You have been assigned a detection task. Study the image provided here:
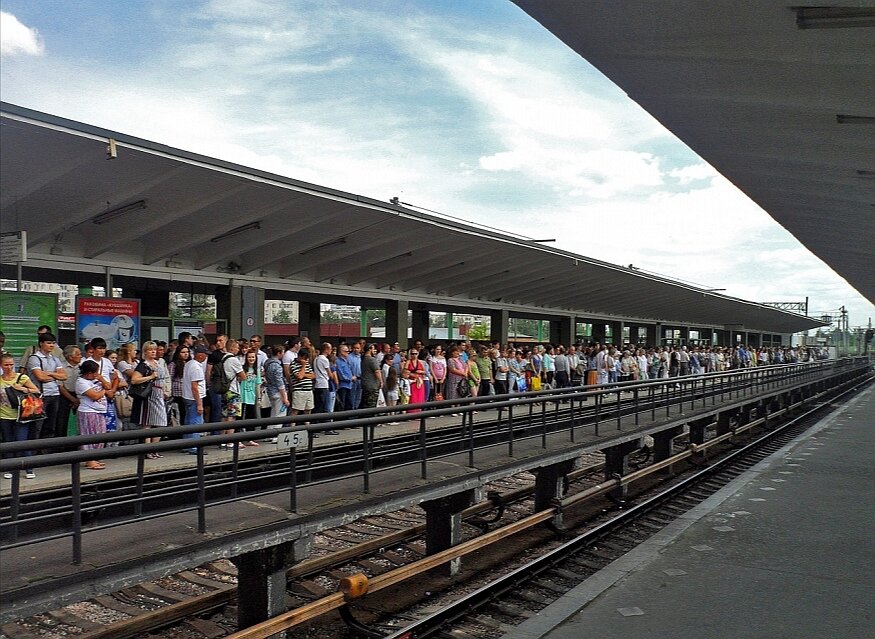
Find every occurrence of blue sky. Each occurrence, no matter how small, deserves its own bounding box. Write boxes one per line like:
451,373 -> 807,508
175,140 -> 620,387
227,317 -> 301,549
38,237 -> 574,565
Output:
2,1 -> 871,329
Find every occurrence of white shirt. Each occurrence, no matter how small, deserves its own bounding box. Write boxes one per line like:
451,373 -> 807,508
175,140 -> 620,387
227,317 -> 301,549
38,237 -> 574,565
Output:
281,349 -> 298,367
313,354 -> 330,389
223,355 -> 244,394
182,358 -> 206,401
76,376 -> 106,413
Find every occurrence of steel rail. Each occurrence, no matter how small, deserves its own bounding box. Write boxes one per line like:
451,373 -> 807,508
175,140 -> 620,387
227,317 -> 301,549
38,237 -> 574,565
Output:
380,373 -> 873,639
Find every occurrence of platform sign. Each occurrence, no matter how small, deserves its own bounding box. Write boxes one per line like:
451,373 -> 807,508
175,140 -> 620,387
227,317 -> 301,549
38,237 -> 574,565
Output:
76,296 -> 140,350
276,430 -> 307,449
0,291 -> 57,359
0,231 -> 26,263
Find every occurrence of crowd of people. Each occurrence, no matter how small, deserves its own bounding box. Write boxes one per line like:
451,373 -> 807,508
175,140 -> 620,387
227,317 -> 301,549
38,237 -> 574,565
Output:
0,325 -> 830,479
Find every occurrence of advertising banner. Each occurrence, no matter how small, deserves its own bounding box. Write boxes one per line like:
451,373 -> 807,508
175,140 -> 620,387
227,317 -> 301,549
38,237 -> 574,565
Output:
76,297 -> 140,350
0,291 -> 58,359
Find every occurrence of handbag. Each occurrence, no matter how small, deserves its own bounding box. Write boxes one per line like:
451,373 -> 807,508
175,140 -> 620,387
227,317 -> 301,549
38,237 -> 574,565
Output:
128,381 -> 151,400
531,376 -> 542,391
376,389 -> 387,408
456,378 -> 470,398
115,390 -> 133,419
259,386 -> 272,409
5,374 -> 27,408
18,394 -> 47,423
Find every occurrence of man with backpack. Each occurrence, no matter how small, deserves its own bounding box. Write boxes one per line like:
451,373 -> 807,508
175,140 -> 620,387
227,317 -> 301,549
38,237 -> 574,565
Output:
205,335 -> 229,423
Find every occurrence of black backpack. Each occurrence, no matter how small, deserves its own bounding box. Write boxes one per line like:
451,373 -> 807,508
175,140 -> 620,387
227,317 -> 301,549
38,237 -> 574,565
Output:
210,353 -> 233,394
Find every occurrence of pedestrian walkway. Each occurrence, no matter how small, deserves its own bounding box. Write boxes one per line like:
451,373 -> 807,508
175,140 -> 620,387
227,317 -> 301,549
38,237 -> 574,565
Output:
507,385 -> 874,639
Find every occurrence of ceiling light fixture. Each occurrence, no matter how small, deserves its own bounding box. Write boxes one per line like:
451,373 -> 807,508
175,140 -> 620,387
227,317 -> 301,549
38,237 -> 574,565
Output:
299,237 -> 347,255
794,6 -> 875,29
92,200 -> 146,225
210,221 -> 261,243
836,115 -> 875,125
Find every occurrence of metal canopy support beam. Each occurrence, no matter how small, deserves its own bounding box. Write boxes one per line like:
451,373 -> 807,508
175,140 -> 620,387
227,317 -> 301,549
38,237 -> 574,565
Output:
298,300 -> 321,344
386,299 -> 409,350
422,489 -> 476,577
232,536 -> 311,628
550,316 -> 576,346
490,309 -> 509,345
411,308 -> 429,344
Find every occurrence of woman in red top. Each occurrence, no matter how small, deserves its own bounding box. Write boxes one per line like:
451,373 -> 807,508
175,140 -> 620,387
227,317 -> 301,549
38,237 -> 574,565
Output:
405,348 -> 426,411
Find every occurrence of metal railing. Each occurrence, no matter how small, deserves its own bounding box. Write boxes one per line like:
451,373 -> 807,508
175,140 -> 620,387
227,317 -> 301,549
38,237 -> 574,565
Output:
0,357 -> 868,564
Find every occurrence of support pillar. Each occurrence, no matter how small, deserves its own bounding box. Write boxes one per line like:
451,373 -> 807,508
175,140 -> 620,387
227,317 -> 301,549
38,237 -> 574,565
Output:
534,459 -> 576,527
232,537 -> 311,628
716,411 -> 733,436
688,416 -> 710,447
385,299 -> 409,349
602,439 -> 642,499
297,301 -> 321,344
550,316 -> 575,346
422,490 -> 477,576
490,309 -> 509,345
216,285 -> 263,339
679,326 -> 690,346
446,312 -> 455,341
645,324 -> 657,348
652,426 -> 684,463
411,309 -> 430,344
591,322 -> 606,344
737,403 -> 756,427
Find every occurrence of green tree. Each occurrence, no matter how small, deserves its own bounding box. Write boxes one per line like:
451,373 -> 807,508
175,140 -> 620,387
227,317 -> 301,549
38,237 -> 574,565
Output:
467,323 -> 489,340
274,308 -> 292,324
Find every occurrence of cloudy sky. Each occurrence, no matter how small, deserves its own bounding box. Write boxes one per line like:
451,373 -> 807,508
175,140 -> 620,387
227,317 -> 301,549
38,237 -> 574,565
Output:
2,1 -> 871,329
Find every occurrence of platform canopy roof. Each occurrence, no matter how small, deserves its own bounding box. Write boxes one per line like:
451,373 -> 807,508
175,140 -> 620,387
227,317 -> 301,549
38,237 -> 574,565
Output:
514,1 -> 875,305
1,102 -> 821,334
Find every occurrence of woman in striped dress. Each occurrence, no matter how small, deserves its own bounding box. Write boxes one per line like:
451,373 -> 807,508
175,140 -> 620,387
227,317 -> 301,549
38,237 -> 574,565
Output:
130,341 -> 169,459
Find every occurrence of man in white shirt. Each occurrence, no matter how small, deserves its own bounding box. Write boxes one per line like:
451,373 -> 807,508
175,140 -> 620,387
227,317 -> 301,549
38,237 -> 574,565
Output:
182,346 -> 208,454
282,337 -> 301,389
313,342 -> 332,414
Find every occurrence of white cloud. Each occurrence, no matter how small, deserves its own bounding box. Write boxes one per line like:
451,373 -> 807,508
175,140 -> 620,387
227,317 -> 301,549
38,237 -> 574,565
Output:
0,2 -> 870,325
669,163 -> 718,184
0,12 -> 44,57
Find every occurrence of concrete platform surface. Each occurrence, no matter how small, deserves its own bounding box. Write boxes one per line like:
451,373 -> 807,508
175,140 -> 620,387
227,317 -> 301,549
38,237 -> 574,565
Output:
507,385 -> 874,639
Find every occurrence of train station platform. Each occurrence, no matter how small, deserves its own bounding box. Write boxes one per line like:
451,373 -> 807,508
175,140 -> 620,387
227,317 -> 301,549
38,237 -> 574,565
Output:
506,385 -> 874,639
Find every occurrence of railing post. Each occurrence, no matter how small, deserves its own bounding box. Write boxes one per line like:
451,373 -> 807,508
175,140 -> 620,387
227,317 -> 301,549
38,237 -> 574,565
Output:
616,389 -> 622,430
135,453 -> 145,517
362,425 -> 371,494
196,447 -> 206,533
468,411 -> 476,465
541,401 -> 548,448
231,441 -> 240,499
634,386 -> 639,425
289,447 -> 297,513
420,416 -> 428,479
71,463 -> 82,565
507,404 -> 515,457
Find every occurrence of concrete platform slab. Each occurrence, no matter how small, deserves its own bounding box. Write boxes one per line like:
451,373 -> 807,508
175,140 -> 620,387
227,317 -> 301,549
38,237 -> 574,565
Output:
505,385 -> 874,639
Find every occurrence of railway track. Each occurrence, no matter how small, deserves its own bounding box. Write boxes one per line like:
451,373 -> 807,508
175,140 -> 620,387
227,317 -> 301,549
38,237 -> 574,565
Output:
1,375 -> 740,545
375,376 -> 871,639
1,369 -> 861,639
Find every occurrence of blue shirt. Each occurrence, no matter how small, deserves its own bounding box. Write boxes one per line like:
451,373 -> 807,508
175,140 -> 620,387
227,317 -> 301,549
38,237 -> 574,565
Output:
336,356 -> 353,389
348,352 -> 362,380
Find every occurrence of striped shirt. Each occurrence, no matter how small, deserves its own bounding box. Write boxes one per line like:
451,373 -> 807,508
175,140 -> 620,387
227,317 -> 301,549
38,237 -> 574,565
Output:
289,360 -> 314,392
